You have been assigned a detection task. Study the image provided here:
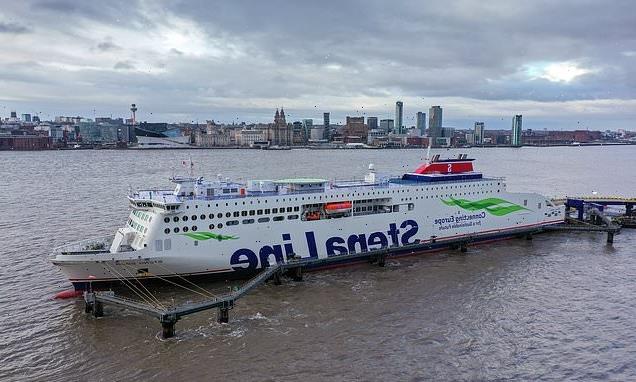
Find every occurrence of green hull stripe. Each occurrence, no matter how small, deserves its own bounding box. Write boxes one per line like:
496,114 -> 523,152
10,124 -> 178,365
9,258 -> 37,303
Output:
182,232 -> 238,241
442,197 -> 529,216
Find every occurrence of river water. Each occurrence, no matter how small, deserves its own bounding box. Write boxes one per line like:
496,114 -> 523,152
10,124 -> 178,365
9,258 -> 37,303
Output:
1,146 -> 635,381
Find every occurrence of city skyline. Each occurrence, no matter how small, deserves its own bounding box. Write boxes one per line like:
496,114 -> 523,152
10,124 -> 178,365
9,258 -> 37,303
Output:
0,1 -> 635,130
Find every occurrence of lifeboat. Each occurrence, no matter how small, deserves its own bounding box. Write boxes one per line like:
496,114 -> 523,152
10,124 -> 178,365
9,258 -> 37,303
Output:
324,201 -> 352,214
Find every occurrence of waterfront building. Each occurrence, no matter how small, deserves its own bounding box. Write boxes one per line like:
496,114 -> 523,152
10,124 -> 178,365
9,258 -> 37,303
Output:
380,119 -> 394,133
416,112 -> 426,136
21,114 -> 32,123
367,116 -> 378,130
474,122 -> 485,144
395,101 -> 404,134
292,121 -> 304,145
267,108 -> 291,146
236,128 -> 266,147
343,116 -> 367,143
428,106 -> 442,143
512,115 -> 522,146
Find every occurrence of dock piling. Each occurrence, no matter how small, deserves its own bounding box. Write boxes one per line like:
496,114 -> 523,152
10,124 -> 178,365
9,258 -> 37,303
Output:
217,307 -> 229,324
607,232 -> 614,244
93,301 -> 103,318
460,242 -> 468,253
160,314 -> 177,338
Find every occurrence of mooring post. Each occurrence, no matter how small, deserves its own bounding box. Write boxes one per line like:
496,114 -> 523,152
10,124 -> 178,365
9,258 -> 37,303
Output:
218,307 -> 229,323
607,232 -> 614,245
377,250 -> 386,267
217,300 -> 233,324
460,241 -> 468,253
273,269 -> 282,285
160,314 -> 177,339
292,266 -> 303,281
92,301 -> 103,318
84,291 -> 94,314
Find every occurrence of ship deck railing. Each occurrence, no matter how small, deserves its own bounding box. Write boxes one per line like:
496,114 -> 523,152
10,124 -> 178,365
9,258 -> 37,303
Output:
52,236 -> 115,256
128,175 -> 508,205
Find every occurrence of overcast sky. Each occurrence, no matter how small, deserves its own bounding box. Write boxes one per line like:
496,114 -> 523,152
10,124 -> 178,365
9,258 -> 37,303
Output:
1,0 -> 634,130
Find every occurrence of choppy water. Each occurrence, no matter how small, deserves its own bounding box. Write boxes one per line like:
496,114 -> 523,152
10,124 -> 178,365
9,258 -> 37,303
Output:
1,146 -> 635,381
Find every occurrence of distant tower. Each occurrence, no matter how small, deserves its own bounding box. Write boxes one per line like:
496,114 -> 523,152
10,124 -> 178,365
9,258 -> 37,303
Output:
474,122 -> 485,144
511,115 -> 522,146
323,112 -> 330,140
130,104 -> 138,125
416,112 -> 426,136
395,101 -> 403,134
428,106 -> 443,143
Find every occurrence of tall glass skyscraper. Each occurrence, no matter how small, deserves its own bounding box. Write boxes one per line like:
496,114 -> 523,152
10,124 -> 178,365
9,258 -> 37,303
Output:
474,122 -> 485,144
428,106 -> 443,142
416,112 -> 426,136
395,101 -> 403,134
511,115 -> 522,146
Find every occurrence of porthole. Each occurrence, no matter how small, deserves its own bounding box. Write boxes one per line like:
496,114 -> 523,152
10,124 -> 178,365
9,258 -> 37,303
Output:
164,228 -> 170,234
217,223 -> 223,228
192,226 -> 198,231
226,212 -> 231,218
191,215 -> 197,221
183,226 -> 189,232
183,216 -> 189,222
164,217 -> 170,223
173,217 -> 179,222
209,213 -> 214,219
218,213 -> 223,218
174,227 -> 180,233
200,214 -> 206,220
209,223 -> 215,229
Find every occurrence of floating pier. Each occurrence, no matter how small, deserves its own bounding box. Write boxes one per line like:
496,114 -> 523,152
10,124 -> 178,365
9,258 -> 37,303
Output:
83,196 -> 633,338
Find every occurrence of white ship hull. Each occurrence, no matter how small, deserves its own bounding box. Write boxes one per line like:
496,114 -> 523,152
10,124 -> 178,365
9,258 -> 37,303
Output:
52,176 -> 565,289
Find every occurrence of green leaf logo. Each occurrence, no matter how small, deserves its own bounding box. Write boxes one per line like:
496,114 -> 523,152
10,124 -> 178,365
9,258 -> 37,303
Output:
182,232 -> 238,241
442,197 -> 529,216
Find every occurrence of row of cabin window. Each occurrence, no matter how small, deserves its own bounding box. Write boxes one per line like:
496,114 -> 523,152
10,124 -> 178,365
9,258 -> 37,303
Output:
163,215 -> 301,234
165,207 -> 301,224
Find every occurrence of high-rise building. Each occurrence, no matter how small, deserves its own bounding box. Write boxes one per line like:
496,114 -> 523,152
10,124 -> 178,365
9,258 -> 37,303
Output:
428,106 -> 442,142
416,112 -> 426,136
474,122 -> 485,144
323,112 -> 330,140
395,101 -> 404,134
511,115 -> 522,146
21,113 -> 32,122
367,117 -> 378,130
380,119 -> 394,132
302,119 -> 313,144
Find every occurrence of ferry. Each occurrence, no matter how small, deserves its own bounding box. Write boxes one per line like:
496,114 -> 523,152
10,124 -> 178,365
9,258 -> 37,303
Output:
51,154 -> 565,289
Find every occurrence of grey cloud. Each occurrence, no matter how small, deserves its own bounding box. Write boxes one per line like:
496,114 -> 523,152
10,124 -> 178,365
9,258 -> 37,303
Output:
96,41 -> 121,51
0,0 -> 634,127
0,22 -> 31,34
113,60 -> 135,70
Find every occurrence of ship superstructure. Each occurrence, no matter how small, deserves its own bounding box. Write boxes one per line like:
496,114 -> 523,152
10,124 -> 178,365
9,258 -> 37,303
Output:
52,155 -> 565,289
